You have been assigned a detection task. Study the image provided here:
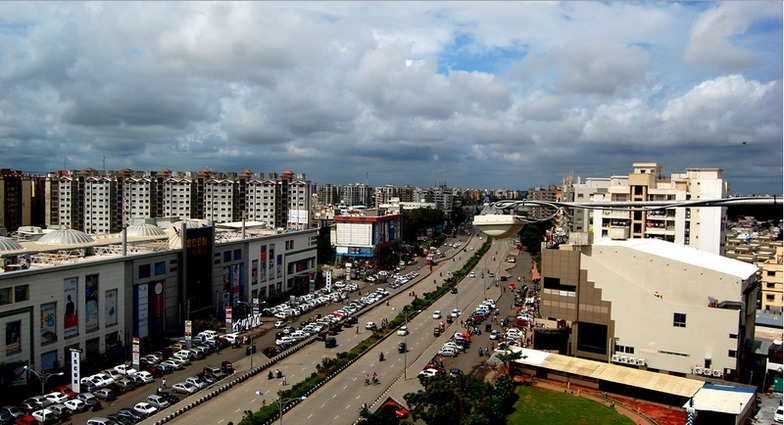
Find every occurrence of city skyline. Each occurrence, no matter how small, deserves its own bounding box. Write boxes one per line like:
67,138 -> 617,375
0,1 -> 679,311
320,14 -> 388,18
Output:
0,2 -> 781,195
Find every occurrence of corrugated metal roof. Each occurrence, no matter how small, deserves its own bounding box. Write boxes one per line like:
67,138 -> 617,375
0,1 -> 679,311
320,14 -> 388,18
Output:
510,347 -> 704,398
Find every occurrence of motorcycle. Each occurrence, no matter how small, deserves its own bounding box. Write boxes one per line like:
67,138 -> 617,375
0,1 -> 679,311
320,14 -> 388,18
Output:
379,352 -> 385,362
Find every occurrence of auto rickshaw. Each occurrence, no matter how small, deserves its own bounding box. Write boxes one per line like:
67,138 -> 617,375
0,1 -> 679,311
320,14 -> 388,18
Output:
398,341 -> 407,353
446,315 -> 453,324
433,327 -> 443,337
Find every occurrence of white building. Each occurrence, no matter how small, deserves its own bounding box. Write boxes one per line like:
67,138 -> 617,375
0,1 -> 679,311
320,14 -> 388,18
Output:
540,237 -> 758,380
568,163 -> 729,255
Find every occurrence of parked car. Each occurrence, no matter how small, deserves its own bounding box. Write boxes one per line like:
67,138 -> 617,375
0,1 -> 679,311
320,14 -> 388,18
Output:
132,402 -> 157,417
0,411 -> 14,425
42,393 -> 67,406
116,408 -> 145,422
62,399 -> 87,414
13,415 -> 39,425
76,393 -> 102,411
105,414 -> 134,425
31,408 -> 57,424
154,391 -> 180,404
93,389 -> 117,402
134,371 -> 154,384
1,405 -> 24,419
145,394 -> 170,410
171,382 -> 198,395
46,404 -> 71,421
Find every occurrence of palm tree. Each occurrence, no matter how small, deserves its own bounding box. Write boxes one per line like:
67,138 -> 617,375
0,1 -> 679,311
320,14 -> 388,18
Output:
495,349 -> 525,375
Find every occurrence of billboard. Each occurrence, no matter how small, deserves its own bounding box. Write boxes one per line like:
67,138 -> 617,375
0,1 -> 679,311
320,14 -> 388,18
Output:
259,246 -> 267,283
268,244 -> 275,281
64,277 -> 78,338
183,226 -> 214,315
5,320 -> 21,355
40,302 -> 57,344
105,289 -> 118,326
85,274 -> 99,333
135,284 -> 149,338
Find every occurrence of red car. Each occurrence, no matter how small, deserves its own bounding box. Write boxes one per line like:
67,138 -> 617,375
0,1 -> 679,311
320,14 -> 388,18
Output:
508,283 -> 516,290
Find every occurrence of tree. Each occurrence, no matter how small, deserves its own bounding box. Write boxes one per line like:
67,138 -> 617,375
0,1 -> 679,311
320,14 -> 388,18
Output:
401,208 -> 445,244
518,220 -> 551,256
404,374 -> 514,425
495,350 -> 525,375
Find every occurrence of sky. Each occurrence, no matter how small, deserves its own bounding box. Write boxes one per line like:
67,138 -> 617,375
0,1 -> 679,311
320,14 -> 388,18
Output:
0,2 -> 781,195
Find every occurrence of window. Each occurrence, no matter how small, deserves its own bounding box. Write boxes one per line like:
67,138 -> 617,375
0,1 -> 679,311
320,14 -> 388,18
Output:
0,288 -> 12,305
139,264 -> 151,279
224,251 -> 231,262
729,333 -> 738,339
234,249 -> 242,260
767,270 -> 777,276
673,313 -> 686,327
728,350 -> 737,358
155,262 -> 166,276
14,285 -> 29,302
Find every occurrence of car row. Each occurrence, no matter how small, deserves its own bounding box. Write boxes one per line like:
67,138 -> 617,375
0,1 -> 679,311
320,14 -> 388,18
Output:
388,270 -> 420,288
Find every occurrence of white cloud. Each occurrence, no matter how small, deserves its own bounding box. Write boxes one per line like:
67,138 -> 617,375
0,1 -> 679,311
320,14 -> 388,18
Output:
0,1 -> 779,194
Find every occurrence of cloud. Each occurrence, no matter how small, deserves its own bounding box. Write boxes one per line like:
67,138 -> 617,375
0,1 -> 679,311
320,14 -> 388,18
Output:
685,2 -> 780,71
0,2 -> 779,194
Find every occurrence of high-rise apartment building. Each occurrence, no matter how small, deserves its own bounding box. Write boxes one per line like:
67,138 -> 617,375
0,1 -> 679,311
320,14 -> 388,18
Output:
760,247 -> 783,312
568,163 -> 729,255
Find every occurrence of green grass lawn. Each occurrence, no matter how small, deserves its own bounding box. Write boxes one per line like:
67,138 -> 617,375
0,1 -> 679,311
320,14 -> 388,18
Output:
508,386 -> 635,425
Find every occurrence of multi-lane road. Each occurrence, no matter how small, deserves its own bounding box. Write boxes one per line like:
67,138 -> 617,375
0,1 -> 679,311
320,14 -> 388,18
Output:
152,234 -> 529,425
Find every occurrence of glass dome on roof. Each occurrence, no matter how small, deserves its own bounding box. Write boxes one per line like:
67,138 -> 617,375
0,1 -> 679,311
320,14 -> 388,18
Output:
126,223 -> 166,238
37,229 -> 95,245
0,237 -> 24,252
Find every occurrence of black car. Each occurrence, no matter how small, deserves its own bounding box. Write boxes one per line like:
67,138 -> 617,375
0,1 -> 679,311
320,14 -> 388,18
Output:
155,390 -> 180,404
117,408 -> 145,422
450,287 -> 458,294
107,413 -> 135,425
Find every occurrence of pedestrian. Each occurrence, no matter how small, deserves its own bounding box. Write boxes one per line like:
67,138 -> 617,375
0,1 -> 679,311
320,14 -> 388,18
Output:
162,378 -> 167,389
478,347 -> 483,356
282,376 -> 287,386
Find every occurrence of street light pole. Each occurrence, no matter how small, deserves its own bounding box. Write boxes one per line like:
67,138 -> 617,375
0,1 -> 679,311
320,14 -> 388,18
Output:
24,366 -> 64,395
236,301 -> 254,368
255,392 -> 306,425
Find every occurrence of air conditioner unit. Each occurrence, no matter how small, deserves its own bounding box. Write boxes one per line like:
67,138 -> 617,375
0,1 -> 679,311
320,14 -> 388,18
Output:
703,368 -> 713,376
636,358 -> 646,366
612,355 -> 621,363
712,369 -> 722,378
620,356 -> 628,364
693,367 -> 703,375
627,357 -> 636,364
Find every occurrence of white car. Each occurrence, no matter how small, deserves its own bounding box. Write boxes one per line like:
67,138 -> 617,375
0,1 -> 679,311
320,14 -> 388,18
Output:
365,322 -> 377,330
44,392 -> 69,405
135,371 -> 154,384
418,368 -> 440,378
160,359 -> 185,370
397,326 -> 409,336
172,382 -> 199,395
274,321 -> 286,328
133,401 -> 159,416
114,364 -> 138,376
63,399 -> 87,413
432,310 -> 441,319
223,333 -> 240,344
450,309 -> 462,318
469,272 -> 476,278
775,406 -> 784,423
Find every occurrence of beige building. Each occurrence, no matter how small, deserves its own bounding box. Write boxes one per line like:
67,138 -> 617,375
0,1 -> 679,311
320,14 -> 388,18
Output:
567,163 -> 729,256
540,236 -> 758,380
760,247 -> 783,312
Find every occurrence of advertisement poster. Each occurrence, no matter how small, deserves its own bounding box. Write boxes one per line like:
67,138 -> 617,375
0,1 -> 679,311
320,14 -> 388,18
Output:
5,320 -> 21,355
221,265 -> 231,313
268,244 -> 275,281
85,274 -> 99,332
136,284 -> 149,338
64,277 -> 78,338
105,289 -> 118,326
232,264 -> 240,301
151,281 -> 165,333
276,254 -> 283,279
40,302 -> 57,344
251,260 -> 258,286
259,246 -> 267,283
